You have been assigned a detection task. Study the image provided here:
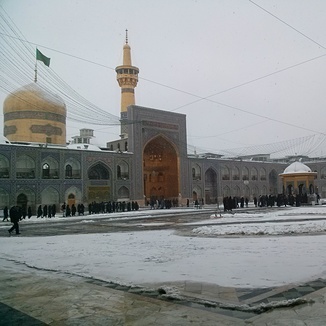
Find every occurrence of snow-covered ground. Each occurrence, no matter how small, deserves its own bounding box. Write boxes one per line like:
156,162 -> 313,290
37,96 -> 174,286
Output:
1,205 -> 326,289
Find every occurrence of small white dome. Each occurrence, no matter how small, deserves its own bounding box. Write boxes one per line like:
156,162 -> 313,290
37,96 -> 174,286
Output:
283,161 -> 312,174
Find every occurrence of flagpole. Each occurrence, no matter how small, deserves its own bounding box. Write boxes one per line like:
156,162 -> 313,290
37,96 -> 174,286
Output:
34,47 -> 38,83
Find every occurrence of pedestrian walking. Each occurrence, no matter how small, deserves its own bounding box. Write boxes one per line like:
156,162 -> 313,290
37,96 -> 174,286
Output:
2,206 -> 9,221
28,206 -> 32,219
37,205 -> 42,218
8,206 -> 22,235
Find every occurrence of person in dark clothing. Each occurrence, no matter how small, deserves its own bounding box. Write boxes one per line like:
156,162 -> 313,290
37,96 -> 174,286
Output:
66,204 -> 71,217
3,206 -> 9,221
43,205 -> 47,218
28,206 -> 32,219
22,207 -> 27,219
8,206 -> 22,235
37,205 -> 42,218
52,204 -> 57,217
71,204 -> 76,216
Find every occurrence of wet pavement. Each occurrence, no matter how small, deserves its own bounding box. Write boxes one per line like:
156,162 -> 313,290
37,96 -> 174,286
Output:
1,207 -> 326,325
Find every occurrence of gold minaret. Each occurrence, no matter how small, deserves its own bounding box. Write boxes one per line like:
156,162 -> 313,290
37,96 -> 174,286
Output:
115,29 -> 139,138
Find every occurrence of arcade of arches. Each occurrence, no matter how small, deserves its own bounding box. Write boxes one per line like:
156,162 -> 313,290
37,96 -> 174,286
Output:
143,136 -> 179,201
193,167 -> 279,205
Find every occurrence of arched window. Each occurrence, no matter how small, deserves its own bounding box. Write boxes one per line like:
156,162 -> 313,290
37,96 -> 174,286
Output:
192,164 -> 201,180
64,158 -> 81,179
242,167 -> 249,180
65,164 -> 72,178
221,166 -> 230,180
118,186 -> 130,199
117,165 -> 121,179
260,168 -> 266,181
16,155 -> 35,179
117,161 -> 129,180
251,168 -> 258,181
42,163 -> 50,178
41,156 -> 59,179
124,141 -> 128,151
0,154 -> 9,178
232,166 -> 240,180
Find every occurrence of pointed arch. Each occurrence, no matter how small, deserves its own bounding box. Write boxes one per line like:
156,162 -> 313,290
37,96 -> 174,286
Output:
221,165 -> 230,180
64,186 -> 82,205
16,154 -> 35,179
88,162 -> 110,180
0,154 -> 10,178
15,187 -> 36,212
244,185 -> 250,197
65,157 -> 81,179
251,167 -> 258,181
192,185 -> 202,202
232,166 -> 240,180
41,186 -> 60,205
192,163 -> 201,180
41,156 -> 59,179
118,186 -> 130,199
205,167 -> 217,204
251,185 -> 259,197
242,166 -> 249,180
143,135 -> 179,200
117,160 -> 129,180
260,168 -> 266,181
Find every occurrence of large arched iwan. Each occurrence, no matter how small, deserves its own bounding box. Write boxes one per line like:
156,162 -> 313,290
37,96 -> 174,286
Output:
143,136 -> 179,201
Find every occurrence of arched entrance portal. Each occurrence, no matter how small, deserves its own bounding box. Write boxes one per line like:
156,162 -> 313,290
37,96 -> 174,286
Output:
143,136 -> 179,201
68,193 -> 75,208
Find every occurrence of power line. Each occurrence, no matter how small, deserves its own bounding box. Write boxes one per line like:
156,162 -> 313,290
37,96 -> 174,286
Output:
249,0 -> 326,50
1,4 -> 326,157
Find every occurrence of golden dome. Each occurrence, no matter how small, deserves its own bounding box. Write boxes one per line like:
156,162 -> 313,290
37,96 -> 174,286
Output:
3,83 -> 66,145
4,83 -> 66,116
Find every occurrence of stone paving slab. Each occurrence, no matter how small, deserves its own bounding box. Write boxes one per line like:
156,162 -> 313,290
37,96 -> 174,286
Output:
1,260 -> 326,325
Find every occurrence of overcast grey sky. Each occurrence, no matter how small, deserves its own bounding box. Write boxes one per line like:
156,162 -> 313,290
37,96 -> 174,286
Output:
1,0 -> 326,157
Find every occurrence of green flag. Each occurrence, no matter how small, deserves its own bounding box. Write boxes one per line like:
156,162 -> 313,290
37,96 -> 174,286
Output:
36,48 -> 50,67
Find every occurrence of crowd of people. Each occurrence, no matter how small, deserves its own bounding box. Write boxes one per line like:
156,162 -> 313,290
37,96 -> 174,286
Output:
223,193 -> 314,212
37,204 -> 57,218
87,201 -> 139,214
148,198 -> 179,209
61,203 -> 85,217
2,193 -> 319,235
